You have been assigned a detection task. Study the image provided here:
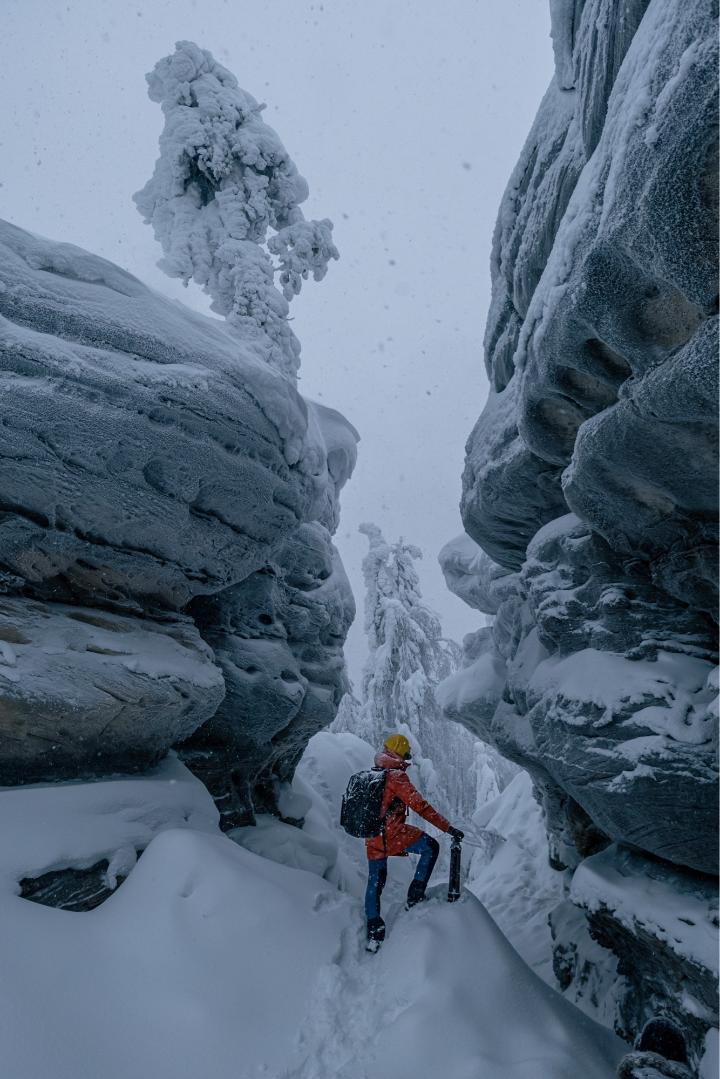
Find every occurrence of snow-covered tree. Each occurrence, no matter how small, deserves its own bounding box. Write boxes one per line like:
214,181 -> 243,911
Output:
343,522 -> 505,825
135,41 -> 338,378
330,689 -> 364,736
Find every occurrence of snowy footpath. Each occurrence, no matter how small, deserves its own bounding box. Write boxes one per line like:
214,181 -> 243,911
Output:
0,740 -> 624,1079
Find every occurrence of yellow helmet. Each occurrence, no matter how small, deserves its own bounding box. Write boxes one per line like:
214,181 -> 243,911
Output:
383,733 -> 411,758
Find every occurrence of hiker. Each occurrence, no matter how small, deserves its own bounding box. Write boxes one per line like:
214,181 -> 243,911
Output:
365,733 -> 464,947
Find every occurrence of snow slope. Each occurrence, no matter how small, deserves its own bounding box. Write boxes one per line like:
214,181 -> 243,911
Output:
467,770 -> 565,983
0,754 -> 624,1079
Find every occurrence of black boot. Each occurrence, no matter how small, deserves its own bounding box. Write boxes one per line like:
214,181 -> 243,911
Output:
366,916 -> 385,952
406,880 -> 427,909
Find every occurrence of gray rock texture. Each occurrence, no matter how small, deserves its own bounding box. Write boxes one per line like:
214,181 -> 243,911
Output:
19,859 -> 130,912
520,516 -> 717,876
442,0 -> 718,1063
179,522 -> 355,828
570,845 -> 718,1068
0,219 -> 319,611
0,596 -> 224,783
616,1054 -> 693,1079
0,219 -> 357,798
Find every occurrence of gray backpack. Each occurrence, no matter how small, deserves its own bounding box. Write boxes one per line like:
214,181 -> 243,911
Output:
340,770 -> 387,837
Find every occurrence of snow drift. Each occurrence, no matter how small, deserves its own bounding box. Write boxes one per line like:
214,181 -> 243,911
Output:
0,747 -> 624,1079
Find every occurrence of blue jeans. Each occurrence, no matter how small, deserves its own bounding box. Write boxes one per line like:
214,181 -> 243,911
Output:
364,833 -> 440,920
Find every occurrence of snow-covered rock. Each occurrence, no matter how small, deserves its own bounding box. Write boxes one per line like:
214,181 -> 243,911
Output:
179,523 -> 356,826
0,216 -> 357,795
0,218 -> 317,610
442,0 -> 718,1066
462,378 -> 568,569
439,532 -> 515,615
0,597 -> 224,783
570,845 -> 719,1060
519,516 -> 718,876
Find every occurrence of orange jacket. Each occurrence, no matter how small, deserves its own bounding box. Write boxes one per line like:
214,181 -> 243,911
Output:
365,748 -> 450,860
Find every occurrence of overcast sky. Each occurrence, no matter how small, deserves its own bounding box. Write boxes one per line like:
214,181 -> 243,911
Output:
2,0 -> 553,683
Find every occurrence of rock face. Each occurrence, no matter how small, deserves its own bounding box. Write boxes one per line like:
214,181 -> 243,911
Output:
569,847 -> 718,1075
441,0 -> 718,1069
0,596 -> 224,783
178,521 -> 355,828
0,220 -> 318,610
0,219 -> 357,803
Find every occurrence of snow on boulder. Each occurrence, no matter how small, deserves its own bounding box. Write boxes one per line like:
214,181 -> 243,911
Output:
0,217 -> 316,610
438,533 -> 515,615
0,754 -> 218,892
569,844 -> 719,1067
0,828 -> 352,1079
179,524 -> 356,826
437,635 -> 508,742
0,597 -> 224,784
518,515 -> 718,877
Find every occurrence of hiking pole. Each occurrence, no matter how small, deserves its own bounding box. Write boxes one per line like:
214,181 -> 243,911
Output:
447,835 -> 462,902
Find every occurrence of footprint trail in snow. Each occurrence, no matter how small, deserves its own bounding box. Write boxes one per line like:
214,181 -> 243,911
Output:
292,888 -> 623,1079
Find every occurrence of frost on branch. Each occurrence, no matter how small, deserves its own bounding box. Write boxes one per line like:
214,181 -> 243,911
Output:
351,522 -> 510,826
134,40 -> 338,377
268,218 -> 337,300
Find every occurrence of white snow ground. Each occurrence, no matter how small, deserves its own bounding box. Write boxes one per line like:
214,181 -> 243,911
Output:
466,770 -> 565,983
0,742 -> 626,1078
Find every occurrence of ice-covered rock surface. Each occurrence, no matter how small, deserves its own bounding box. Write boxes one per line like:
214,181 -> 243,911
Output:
178,523 -> 356,827
442,0 -> 718,1068
0,596 -> 224,784
521,516 -> 716,875
571,845 -> 718,1053
0,219 -> 317,610
0,216 -> 357,796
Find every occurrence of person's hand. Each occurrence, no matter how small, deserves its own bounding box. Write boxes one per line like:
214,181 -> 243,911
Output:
448,826 -> 464,840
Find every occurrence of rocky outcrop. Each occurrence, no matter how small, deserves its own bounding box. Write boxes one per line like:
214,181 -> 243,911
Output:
0,220 -> 318,611
521,517 -> 716,876
0,596 -> 224,783
19,860 -> 129,912
570,847 -> 718,1053
178,521 -> 355,828
0,219 -> 357,803
442,0 -> 718,1069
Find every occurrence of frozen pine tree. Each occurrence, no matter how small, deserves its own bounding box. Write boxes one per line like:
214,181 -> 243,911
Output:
331,689 -> 364,737
134,41 -> 338,378
349,522 -> 489,824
